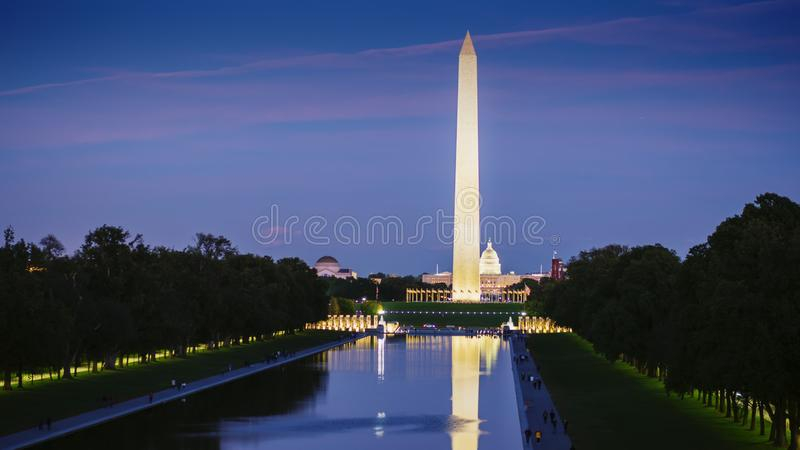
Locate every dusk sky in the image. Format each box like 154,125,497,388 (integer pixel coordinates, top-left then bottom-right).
2,0,799,276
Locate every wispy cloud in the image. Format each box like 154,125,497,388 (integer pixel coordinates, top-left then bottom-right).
1,0,795,98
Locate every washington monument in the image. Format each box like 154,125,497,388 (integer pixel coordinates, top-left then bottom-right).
451,32,481,302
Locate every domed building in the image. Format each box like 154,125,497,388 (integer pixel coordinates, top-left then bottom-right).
418,241,530,302
313,256,357,279
479,240,501,275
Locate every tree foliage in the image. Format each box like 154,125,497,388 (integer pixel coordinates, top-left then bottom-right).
532,194,800,449
0,227,328,389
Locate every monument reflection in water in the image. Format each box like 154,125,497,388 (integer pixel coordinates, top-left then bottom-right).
450,335,501,450
36,335,520,450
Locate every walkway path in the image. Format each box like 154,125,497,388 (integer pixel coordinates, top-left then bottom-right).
509,334,573,450
0,334,363,450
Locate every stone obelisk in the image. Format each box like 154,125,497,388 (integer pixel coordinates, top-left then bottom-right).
451,32,481,302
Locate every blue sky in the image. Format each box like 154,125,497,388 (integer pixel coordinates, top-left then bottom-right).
1,0,799,275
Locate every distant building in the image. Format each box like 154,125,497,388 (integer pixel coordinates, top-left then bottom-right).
313,256,358,279
550,251,565,281
479,240,501,275
419,241,541,301
422,271,453,285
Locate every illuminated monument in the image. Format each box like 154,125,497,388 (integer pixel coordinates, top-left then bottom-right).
406,32,531,303
451,31,481,302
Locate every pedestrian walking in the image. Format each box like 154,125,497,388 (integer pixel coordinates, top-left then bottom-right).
535,430,542,443
171,379,176,389
564,419,569,434
46,417,51,430
542,410,548,423
549,409,555,424
524,428,531,444
148,393,153,403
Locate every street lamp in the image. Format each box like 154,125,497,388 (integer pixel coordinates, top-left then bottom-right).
371,277,382,300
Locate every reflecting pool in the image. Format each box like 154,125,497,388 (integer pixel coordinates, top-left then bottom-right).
37,335,521,450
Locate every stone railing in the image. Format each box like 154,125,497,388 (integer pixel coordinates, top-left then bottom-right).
405,288,527,303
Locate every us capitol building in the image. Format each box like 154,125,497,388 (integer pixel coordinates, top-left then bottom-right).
413,240,555,303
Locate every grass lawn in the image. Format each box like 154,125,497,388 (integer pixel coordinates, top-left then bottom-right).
380,302,522,327
529,333,775,450
380,301,524,313
0,331,344,437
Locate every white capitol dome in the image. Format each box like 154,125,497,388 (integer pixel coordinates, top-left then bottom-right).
479,240,501,275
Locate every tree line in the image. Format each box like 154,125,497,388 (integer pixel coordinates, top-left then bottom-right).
0,225,328,390
528,193,800,449
321,273,445,302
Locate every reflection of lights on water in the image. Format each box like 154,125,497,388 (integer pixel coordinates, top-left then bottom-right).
450,336,502,450
374,411,386,437
375,412,386,437
377,336,385,381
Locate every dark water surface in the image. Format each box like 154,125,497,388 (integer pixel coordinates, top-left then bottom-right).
38,335,521,450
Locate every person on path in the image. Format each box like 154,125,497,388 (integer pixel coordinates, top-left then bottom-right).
46,417,51,430
171,379,176,389
549,409,555,424
564,419,569,434
535,430,542,443
524,428,531,444
148,393,153,403
542,410,548,423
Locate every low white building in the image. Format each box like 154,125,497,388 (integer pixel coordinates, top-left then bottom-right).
313,256,358,279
